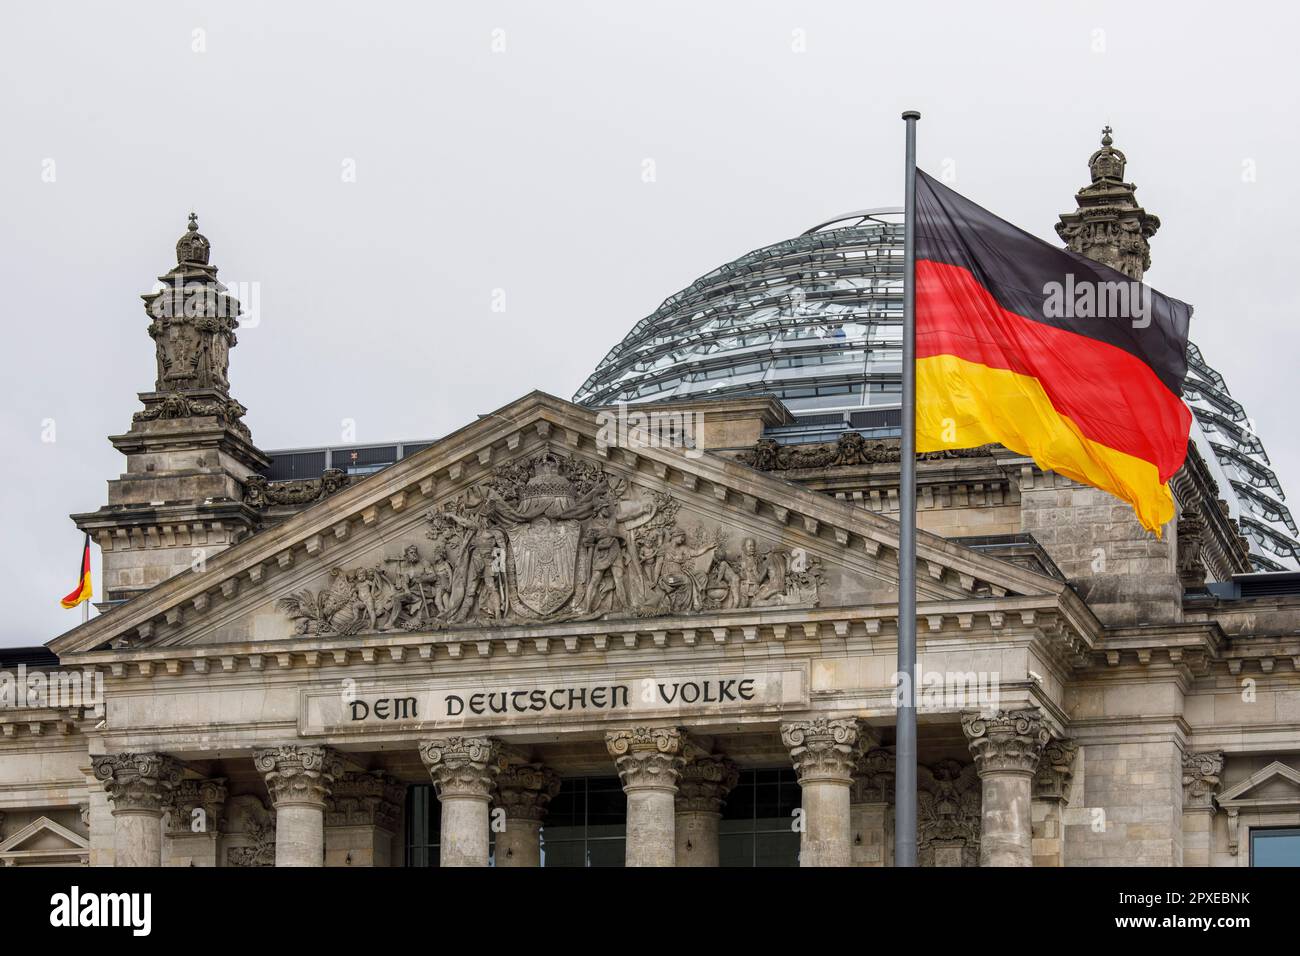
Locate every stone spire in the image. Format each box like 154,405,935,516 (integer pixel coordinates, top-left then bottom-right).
71,215,269,612
1055,127,1161,280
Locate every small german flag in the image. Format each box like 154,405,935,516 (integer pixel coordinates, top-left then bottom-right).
914,170,1193,534
60,533,94,609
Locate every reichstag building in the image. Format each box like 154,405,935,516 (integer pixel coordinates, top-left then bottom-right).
1,131,1297,868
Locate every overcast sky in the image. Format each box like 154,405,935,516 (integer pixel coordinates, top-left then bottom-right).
2,0,1296,646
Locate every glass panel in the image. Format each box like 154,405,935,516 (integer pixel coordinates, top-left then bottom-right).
1252,827,1300,866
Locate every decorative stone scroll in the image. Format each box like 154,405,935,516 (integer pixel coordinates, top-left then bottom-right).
1182,751,1224,810
676,755,740,814
851,747,896,805
606,727,686,791
326,771,405,831
493,764,562,822
277,451,822,636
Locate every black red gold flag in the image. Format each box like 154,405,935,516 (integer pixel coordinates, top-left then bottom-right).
60,533,93,609
913,169,1193,533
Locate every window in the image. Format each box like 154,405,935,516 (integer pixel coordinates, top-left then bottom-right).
1251,827,1300,866
405,784,441,867
719,768,801,866
541,776,626,867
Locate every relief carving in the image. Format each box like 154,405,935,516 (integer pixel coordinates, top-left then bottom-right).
739,433,998,471
244,468,350,508
277,451,822,635
917,759,981,867
224,794,276,867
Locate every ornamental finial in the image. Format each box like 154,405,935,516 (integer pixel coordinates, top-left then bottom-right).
1101,125,1113,147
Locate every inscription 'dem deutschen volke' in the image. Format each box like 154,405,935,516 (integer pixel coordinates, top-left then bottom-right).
347,677,760,722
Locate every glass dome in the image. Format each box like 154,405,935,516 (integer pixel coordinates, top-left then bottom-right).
573,210,905,426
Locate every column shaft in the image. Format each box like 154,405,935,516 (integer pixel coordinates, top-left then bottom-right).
419,736,502,868
782,718,876,868
253,745,344,868
607,727,684,868
961,710,1049,868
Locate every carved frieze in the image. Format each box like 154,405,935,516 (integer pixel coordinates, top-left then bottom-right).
224,794,276,867
244,468,350,509
739,433,999,472
132,391,251,439
918,759,981,867
276,451,822,636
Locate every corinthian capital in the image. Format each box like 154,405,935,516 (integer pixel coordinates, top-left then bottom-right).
419,737,503,800
253,745,344,808
961,709,1049,776
676,755,740,814
606,727,685,791
92,753,184,814
493,764,562,822
326,771,406,830
781,717,877,784
1033,738,1079,802
167,777,228,835
851,747,897,804
1182,751,1224,810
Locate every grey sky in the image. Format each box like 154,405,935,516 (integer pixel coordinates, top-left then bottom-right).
2,0,1295,646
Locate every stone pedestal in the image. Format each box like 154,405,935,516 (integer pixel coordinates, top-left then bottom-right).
253,745,343,868
92,753,184,867
961,710,1049,867
165,777,227,867
606,727,685,867
419,737,502,867
674,754,739,867
1031,739,1077,867
492,763,560,867
325,771,404,867
851,747,894,867
782,718,875,867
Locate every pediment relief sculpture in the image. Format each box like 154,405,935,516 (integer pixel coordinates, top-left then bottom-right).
277,451,824,635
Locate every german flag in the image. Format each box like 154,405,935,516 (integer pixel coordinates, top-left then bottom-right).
914,170,1193,534
60,533,93,609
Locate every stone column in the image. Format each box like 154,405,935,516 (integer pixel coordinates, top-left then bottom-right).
325,771,405,867
92,753,184,867
606,727,685,867
675,754,739,867
851,747,895,867
166,777,228,867
782,717,875,867
492,763,561,867
253,745,344,868
961,709,1049,867
1031,738,1077,867
419,737,502,867
1181,751,1224,867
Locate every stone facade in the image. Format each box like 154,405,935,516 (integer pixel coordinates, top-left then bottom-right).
2,152,1298,869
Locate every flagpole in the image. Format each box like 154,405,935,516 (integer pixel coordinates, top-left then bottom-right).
895,109,920,868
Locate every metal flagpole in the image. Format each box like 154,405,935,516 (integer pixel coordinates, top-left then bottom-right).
895,109,920,868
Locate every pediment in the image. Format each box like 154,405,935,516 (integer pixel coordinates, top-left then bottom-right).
0,816,89,854
1218,761,1300,809
51,392,1075,657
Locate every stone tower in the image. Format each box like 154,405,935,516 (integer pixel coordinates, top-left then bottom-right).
73,215,269,612
1055,127,1161,280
